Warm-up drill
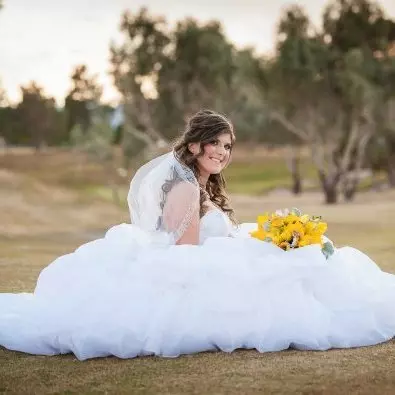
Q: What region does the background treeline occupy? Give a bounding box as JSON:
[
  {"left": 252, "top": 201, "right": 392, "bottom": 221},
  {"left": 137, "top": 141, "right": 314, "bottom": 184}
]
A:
[{"left": 1, "top": 0, "right": 395, "bottom": 203}]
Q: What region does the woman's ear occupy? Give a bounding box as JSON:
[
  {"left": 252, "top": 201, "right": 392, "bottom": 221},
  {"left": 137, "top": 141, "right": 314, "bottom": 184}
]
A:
[{"left": 188, "top": 143, "right": 200, "bottom": 155}]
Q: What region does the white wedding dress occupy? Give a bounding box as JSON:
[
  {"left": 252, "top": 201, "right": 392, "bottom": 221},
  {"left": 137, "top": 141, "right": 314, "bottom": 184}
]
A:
[{"left": 1, "top": 208, "right": 395, "bottom": 360}]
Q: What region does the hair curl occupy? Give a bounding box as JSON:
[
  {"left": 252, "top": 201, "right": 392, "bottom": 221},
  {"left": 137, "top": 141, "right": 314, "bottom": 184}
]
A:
[{"left": 173, "top": 109, "right": 236, "bottom": 223}]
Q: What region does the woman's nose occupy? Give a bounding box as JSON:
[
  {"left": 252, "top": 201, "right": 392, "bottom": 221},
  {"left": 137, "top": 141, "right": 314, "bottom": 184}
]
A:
[{"left": 216, "top": 144, "right": 226, "bottom": 156}]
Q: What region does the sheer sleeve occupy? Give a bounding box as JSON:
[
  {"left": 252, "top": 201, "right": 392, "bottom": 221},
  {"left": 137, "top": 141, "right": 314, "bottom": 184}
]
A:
[
  {"left": 162, "top": 182, "right": 200, "bottom": 244},
  {"left": 127, "top": 152, "right": 200, "bottom": 244}
]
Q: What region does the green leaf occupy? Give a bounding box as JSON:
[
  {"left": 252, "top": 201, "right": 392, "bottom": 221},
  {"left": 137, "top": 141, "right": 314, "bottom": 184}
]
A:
[
  {"left": 291, "top": 207, "right": 302, "bottom": 216},
  {"left": 322, "top": 241, "right": 335, "bottom": 260}
]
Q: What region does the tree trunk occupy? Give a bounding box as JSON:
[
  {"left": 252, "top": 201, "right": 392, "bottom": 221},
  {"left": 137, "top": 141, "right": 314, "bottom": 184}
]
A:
[
  {"left": 286, "top": 146, "right": 302, "bottom": 195},
  {"left": 342, "top": 179, "right": 358, "bottom": 201},
  {"left": 387, "top": 152, "right": 395, "bottom": 188},
  {"left": 319, "top": 171, "right": 341, "bottom": 204},
  {"left": 288, "top": 156, "right": 302, "bottom": 195},
  {"left": 292, "top": 174, "right": 302, "bottom": 195},
  {"left": 341, "top": 171, "right": 359, "bottom": 201},
  {"left": 111, "top": 185, "right": 121, "bottom": 206},
  {"left": 106, "top": 164, "right": 121, "bottom": 206},
  {"left": 323, "top": 183, "right": 338, "bottom": 204}
]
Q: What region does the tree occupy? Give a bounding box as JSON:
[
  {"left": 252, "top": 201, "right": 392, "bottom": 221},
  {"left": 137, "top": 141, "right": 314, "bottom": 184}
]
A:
[
  {"left": 323, "top": 0, "right": 395, "bottom": 190},
  {"left": 0, "top": 81, "right": 9, "bottom": 149},
  {"left": 0, "top": 80, "right": 7, "bottom": 107},
  {"left": 222, "top": 48, "right": 268, "bottom": 143},
  {"left": 372, "top": 54, "right": 395, "bottom": 187},
  {"left": 265, "top": 5, "right": 375, "bottom": 204},
  {"left": 110, "top": 7, "right": 171, "bottom": 158},
  {"left": 0, "top": 1, "right": 7, "bottom": 147},
  {"left": 71, "top": 106, "right": 122, "bottom": 204},
  {"left": 323, "top": 0, "right": 395, "bottom": 54},
  {"left": 17, "top": 82, "right": 58, "bottom": 150},
  {"left": 110, "top": 7, "right": 268, "bottom": 164},
  {"left": 65, "top": 64, "right": 102, "bottom": 138},
  {"left": 155, "top": 18, "right": 235, "bottom": 132}
]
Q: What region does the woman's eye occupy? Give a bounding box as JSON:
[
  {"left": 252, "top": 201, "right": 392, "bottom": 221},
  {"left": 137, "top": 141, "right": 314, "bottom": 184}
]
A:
[
  {"left": 224, "top": 144, "right": 231, "bottom": 151},
  {"left": 210, "top": 140, "right": 218, "bottom": 146}
]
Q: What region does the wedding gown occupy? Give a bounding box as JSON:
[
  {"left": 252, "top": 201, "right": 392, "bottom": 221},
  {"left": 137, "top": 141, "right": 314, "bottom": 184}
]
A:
[{"left": 1, "top": 209, "right": 395, "bottom": 360}]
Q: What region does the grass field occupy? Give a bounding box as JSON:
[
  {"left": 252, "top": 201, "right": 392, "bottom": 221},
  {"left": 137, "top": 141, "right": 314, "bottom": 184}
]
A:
[{"left": 1, "top": 148, "right": 395, "bottom": 394}]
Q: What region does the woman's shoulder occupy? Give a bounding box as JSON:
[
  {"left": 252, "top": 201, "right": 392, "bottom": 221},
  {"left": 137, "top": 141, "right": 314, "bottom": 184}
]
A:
[{"left": 166, "top": 181, "right": 199, "bottom": 200}]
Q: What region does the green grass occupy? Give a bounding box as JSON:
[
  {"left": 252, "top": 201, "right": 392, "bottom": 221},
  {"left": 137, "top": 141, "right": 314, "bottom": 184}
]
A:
[
  {"left": 225, "top": 158, "right": 317, "bottom": 195},
  {"left": 75, "top": 158, "right": 311, "bottom": 202},
  {"left": 0, "top": 146, "right": 382, "bottom": 199}
]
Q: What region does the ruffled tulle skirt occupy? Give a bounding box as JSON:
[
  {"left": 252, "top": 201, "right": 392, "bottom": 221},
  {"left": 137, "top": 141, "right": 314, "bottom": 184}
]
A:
[{"left": 1, "top": 223, "right": 395, "bottom": 360}]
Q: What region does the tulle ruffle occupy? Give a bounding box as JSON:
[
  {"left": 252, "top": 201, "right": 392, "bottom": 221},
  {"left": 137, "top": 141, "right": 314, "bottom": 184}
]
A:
[{"left": 1, "top": 223, "right": 395, "bottom": 360}]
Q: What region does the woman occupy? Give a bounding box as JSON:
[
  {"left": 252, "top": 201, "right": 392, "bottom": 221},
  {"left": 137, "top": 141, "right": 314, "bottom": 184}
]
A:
[{"left": 1, "top": 110, "right": 395, "bottom": 360}]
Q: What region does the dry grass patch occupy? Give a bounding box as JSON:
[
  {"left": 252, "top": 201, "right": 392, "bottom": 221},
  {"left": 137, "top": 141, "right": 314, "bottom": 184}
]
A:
[
  {"left": 1, "top": 150, "right": 395, "bottom": 394},
  {"left": 2, "top": 343, "right": 395, "bottom": 394}
]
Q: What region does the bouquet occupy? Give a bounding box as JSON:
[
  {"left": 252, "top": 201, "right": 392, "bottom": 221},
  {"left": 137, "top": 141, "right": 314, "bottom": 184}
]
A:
[{"left": 250, "top": 208, "right": 334, "bottom": 258}]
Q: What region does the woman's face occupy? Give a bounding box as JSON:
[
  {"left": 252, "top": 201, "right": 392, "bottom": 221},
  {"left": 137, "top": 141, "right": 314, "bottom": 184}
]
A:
[{"left": 190, "top": 132, "right": 233, "bottom": 178}]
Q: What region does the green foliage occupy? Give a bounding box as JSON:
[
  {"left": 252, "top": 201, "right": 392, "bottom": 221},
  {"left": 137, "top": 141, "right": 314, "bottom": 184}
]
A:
[
  {"left": 155, "top": 18, "right": 236, "bottom": 130},
  {"left": 323, "top": 0, "right": 395, "bottom": 53},
  {"left": 71, "top": 122, "right": 114, "bottom": 163},
  {"left": 322, "top": 241, "right": 335, "bottom": 259},
  {"left": 110, "top": 8, "right": 268, "bottom": 148},
  {"left": 0, "top": 106, "right": 26, "bottom": 145},
  {"left": 121, "top": 124, "right": 149, "bottom": 166},
  {"left": 16, "top": 82, "right": 62, "bottom": 149},
  {"left": 262, "top": 0, "right": 395, "bottom": 202},
  {"left": 65, "top": 64, "right": 102, "bottom": 138},
  {"left": 0, "top": 80, "right": 6, "bottom": 107}
]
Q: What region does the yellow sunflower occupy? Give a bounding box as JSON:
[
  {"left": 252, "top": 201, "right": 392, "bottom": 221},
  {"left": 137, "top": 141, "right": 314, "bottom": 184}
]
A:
[
  {"left": 250, "top": 209, "right": 329, "bottom": 253},
  {"left": 257, "top": 214, "right": 270, "bottom": 229},
  {"left": 283, "top": 214, "right": 300, "bottom": 225}
]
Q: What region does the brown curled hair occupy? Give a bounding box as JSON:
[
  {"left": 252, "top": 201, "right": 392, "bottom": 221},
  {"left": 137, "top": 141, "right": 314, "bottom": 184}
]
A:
[{"left": 173, "top": 109, "right": 236, "bottom": 223}]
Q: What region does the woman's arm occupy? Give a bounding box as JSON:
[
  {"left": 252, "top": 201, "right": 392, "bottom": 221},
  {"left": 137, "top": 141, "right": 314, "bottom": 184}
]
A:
[
  {"left": 162, "top": 182, "right": 200, "bottom": 245},
  {"left": 175, "top": 210, "right": 199, "bottom": 245}
]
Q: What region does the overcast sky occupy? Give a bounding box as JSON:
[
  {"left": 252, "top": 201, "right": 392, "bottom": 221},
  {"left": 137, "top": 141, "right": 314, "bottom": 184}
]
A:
[{"left": 1, "top": 0, "right": 395, "bottom": 104}]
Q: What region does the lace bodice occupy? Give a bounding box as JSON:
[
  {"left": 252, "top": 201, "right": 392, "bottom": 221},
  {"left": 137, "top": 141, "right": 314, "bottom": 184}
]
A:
[{"left": 199, "top": 209, "right": 233, "bottom": 244}]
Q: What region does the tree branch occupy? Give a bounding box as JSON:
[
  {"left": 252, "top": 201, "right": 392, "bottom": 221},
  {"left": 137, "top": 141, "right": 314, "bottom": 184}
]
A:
[
  {"left": 340, "top": 112, "right": 360, "bottom": 173},
  {"left": 270, "top": 111, "right": 310, "bottom": 141}
]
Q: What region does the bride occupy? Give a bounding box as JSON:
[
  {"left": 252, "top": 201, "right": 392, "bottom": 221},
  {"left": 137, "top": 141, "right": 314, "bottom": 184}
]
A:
[{"left": 1, "top": 109, "right": 395, "bottom": 361}]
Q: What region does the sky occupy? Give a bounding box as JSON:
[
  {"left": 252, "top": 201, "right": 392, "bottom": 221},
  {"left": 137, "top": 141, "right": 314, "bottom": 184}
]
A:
[{"left": 1, "top": 0, "right": 395, "bottom": 105}]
